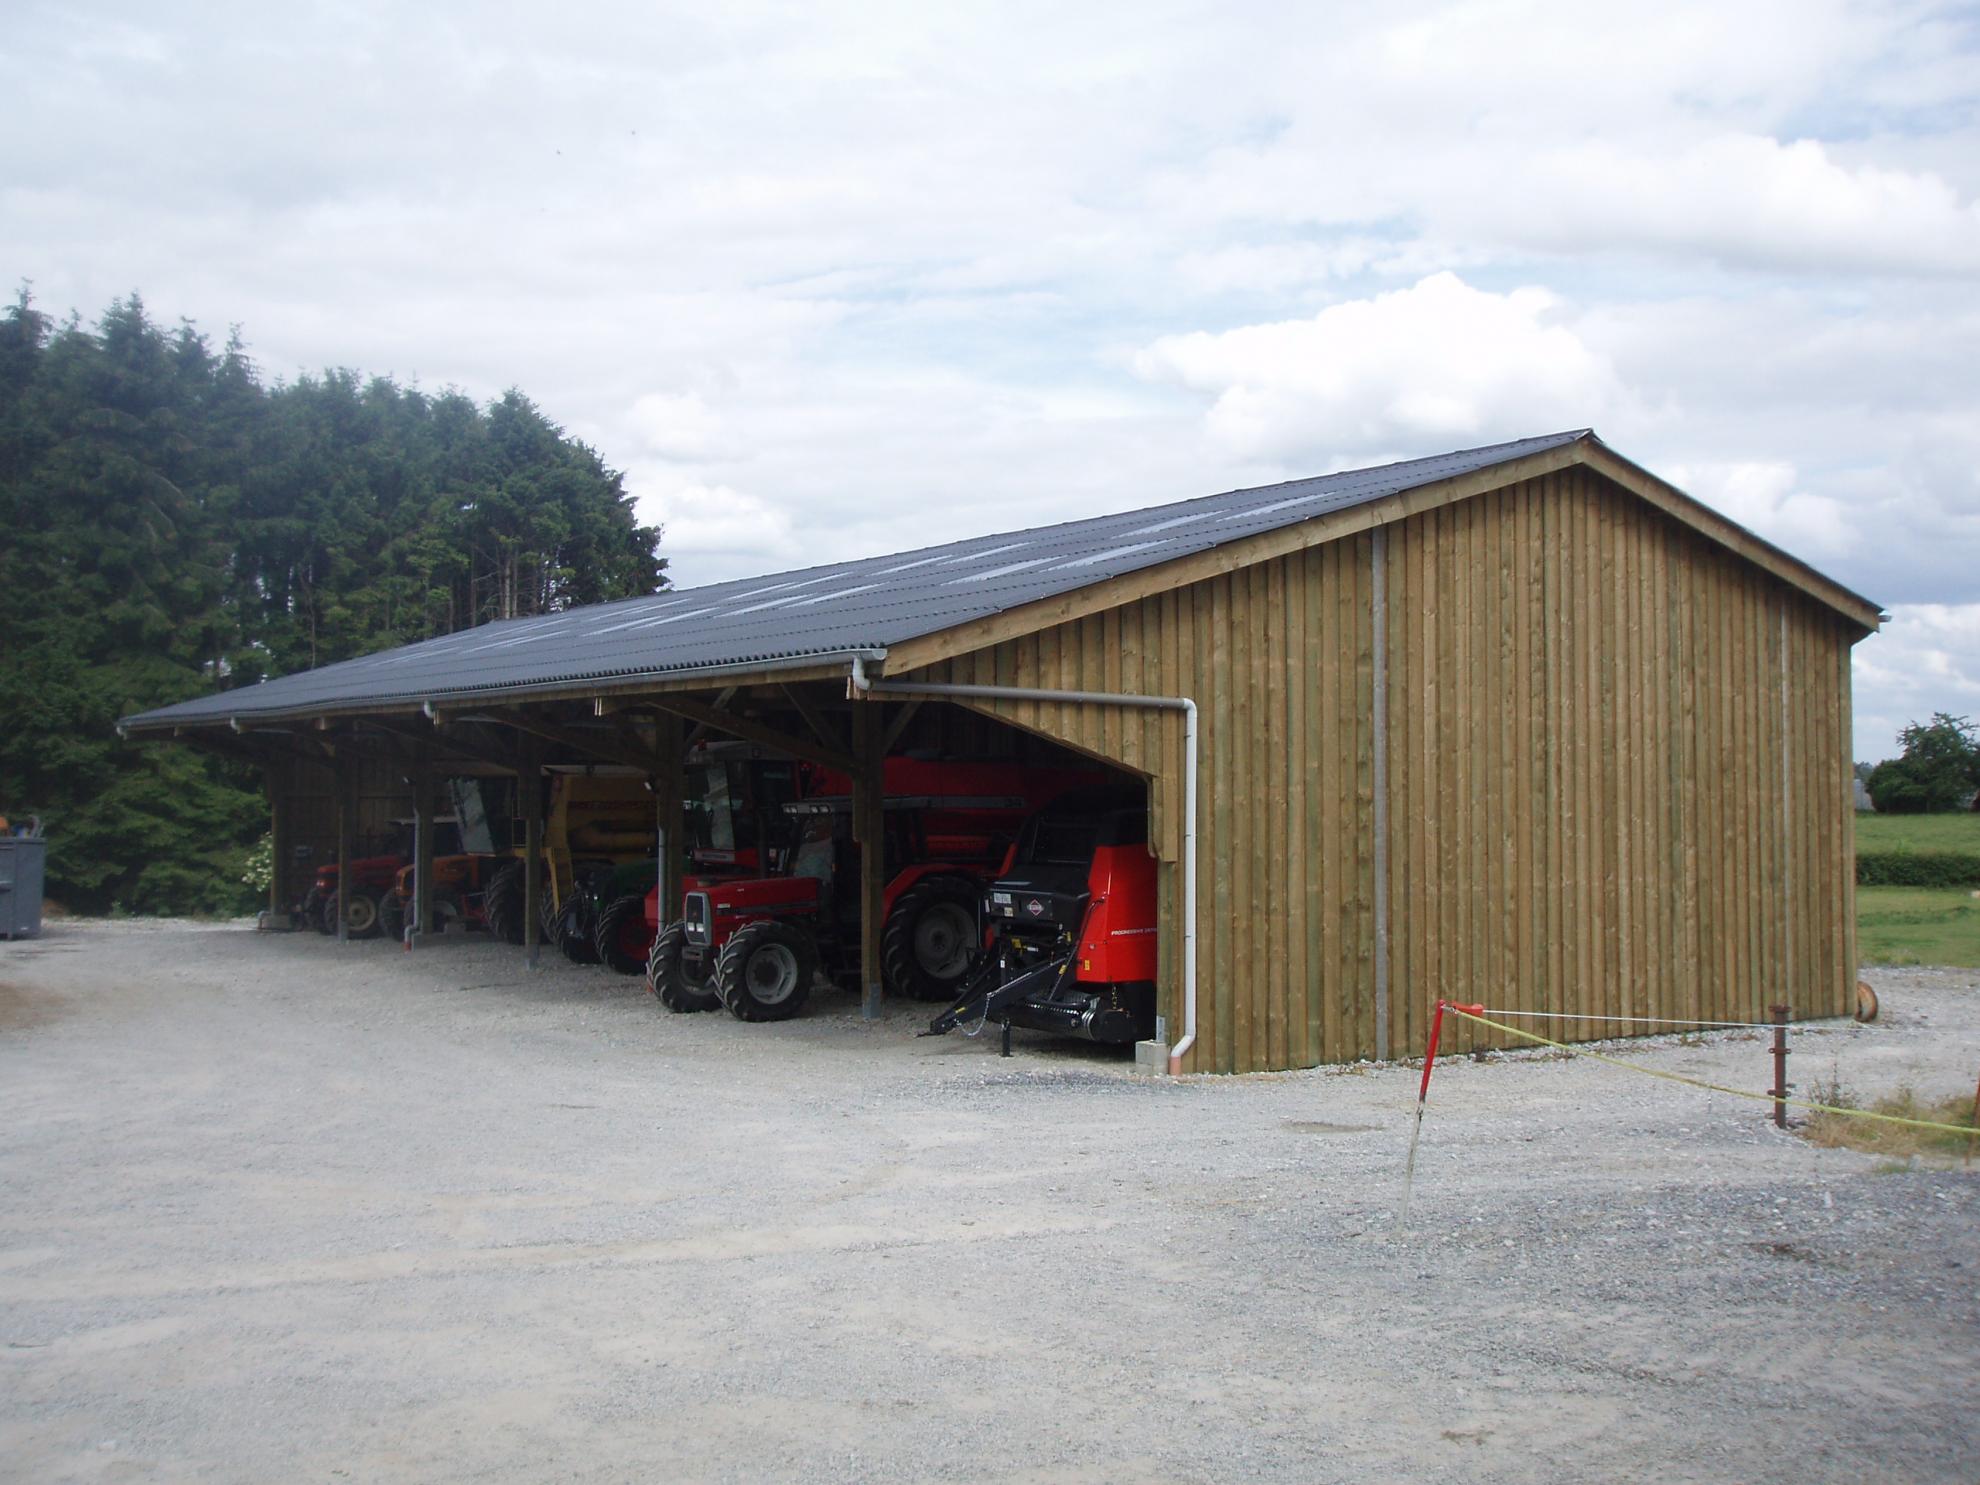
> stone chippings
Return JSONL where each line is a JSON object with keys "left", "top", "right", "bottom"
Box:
{"left": 1, "top": 923, "right": 1974, "bottom": 1484}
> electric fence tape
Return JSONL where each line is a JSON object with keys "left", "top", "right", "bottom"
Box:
{"left": 1446, "top": 1006, "right": 1980, "bottom": 1138}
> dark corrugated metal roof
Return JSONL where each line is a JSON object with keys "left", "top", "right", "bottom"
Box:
{"left": 125, "top": 430, "right": 1590, "bottom": 729}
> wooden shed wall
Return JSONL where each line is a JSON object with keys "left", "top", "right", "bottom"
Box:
{"left": 1381, "top": 469, "right": 1855, "bottom": 1060}
{"left": 268, "top": 752, "right": 418, "bottom": 909}
{"left": 916, "top": 464, "right": 1858, "bottom": 1074}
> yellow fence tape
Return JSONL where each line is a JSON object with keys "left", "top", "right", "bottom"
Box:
{"left": 1444, "top": 1006, "right": 1978, "bottom": 1141}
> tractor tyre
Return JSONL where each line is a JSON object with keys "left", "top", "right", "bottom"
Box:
{"left": 881, "top": 874, "right": 981, "bottom": 1002}
{"left": 555, "top": 894, "right": 599, "bottom": 964}
{"left": 593, "top": 894, "right": 653, "bottom": 975}
{"left": 333, "top": 888, "right": 381, "bottom": 940}
{"left": 649, "top": 922, "right": 721, "bottom": 1013}
{"left": 302, "top": 887, "right": 331, "bottom": 935}
{"left": 714, "top": 919, "right": 819, "bottom": 1023}
{"left": 482, "top": 861, "right": 526, "bottom": 945}
{"left": 538, "top": 879, "right": 560, "bottom": 942}
{"left": 378, "top": 890, "right": 406, "bottom": 943}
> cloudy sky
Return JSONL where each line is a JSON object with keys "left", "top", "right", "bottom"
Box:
{"left": 8, "top": 1, "right": 1977, "bottom": 759}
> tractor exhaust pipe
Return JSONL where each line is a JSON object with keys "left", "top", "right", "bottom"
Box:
{"left": 849, "top": 653, "right": 1199, "bottom": 1074}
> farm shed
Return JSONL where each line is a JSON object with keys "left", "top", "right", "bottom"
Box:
{"left": 123, "top": 430, "right": 1882, "bottom": 1074}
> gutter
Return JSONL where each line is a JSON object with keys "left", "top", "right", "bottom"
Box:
{"left": 119, "top": 649, "right": 897, "bottom": 735}
{"left": 848, "top": 653, "right": 1200, "bottom": 1075}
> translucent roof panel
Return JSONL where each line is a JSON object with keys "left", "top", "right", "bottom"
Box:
{"left": 126, "top": 431, "right": 1590, "bottom": 728}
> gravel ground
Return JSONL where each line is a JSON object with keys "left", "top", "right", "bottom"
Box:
{"left": 1, "top": 920, "right": 1975, "bottom": 1485}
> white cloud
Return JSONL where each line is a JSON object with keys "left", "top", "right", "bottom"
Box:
{"left": 4, "top": 0, "right": 1976, "bottom": 676}
{"left": 1853, "top": 604, "right": 1980, "bottom": 761}
{"left": 1665, "top": 460, "right": 1854, "bottom": 559}
{"left": 626, "top": 392, "right": 739, "bottom": 462}
{"left": 1474, "top": 133, "right": 1980, "bottom": 276}
{"left": 633, "top": 480, "right": 801, "bottom": 569}
{"left": 1133, "top": 272, "right": 1624, "bottom": 461}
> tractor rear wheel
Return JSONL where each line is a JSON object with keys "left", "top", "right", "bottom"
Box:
{"left": 881, "top": 875, "right": 981, "bottom": 1001}
{"left": 378, "top": 890, "right": 406, "bottom": 943}
{"left": 715, "top": 919, "right": 819, "bottom": 1022}
{"left": 302, "top": 888, "right": 330, "bottom": 934}
{"left": 482, "top": 861, "right": 526, "bottom": 945}
{"left": 649, "top": 922, "right": 722, "bottom": 1012}
{"left": 334, "top": 889, "right": 381, "bottom": 939}
{"left": 593, "top": 894, "right": 653, "bottom": 975}
{"left": 555, "top": 894, "right": 599, "bottom": 964}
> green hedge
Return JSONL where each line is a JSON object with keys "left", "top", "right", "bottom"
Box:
{"left": 1857, "top": 852, "right": 1980, "bottom": 888}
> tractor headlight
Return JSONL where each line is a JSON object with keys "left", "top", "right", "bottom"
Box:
{"left": 683, "top": 891, "right": 711, "bottom": 946}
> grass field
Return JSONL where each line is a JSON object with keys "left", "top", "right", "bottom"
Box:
{"left": 1857, "top": 886, "right": 1980, "bottom": 968}
{"left": 1854, "top": 811, "right": 1980, "bottom": 853}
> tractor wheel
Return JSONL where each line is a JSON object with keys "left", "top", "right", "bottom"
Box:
{"left": 335, "top": 888, "right": 381, "bottom": 939}
{"left": 714, "top": 919, "right": 819, "bottom": 1022}
{"left": 593, "top": 894, "right": 654, "bottom": 975}
{"left": 649, "top": 922, "right": 721, "bottom": 1013}
{"left": 378, "top": 890, "right": 406, "bottom": 943}
{"left": 555, "top": 894, "right": 599, "bottom": 964}
{"left": 482, "top": 861, "right": 526, "bottom": 945}
{"left": 881, "top": 874, "right": 981, "bottom": 1002}
{"left": 538, "top": 880, "right": 560, "bottom": 941}
{"left": 302, "top": 888, "right": 330, "bottom": 935}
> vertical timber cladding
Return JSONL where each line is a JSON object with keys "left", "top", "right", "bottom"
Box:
{"left": 908, "top": 535, "right": 1382, "bottom": 1075}
{"left": 912, "top": 462, "right": 1859, "bottom": 1074}
{"left": 1381, "top": 467, "right": 1857, "bottom": 1059}
{"left": 274, "top": 751, "right": 417, "bottom": 905}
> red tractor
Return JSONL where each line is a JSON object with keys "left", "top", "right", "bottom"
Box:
{"left": 646, "top": 758, "right": 1101, "bottom": 1022}
{"left": 300, "top": 818, "right": 465, "bottom": 938}
{"left": 923, "top": 786, "right": 1159, "bottom": 1047}
{"left": 588, "top": 743, "right": 804, "bottom": 973}
{"left": 377, "top": 847, "right": 511, "bottom": 941}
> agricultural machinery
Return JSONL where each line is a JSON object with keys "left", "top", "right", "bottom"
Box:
{"left": 645, "top": 758, "right": 1104, "bottom": 1022}
{"left": 300, "top": 817, "right": 468, "bottom": 938}
{"left": 574, "top": 743, "right": 802, "bottom": 972}
{"left": 924, "top": 786, "right": 1159, "bottom": 1047}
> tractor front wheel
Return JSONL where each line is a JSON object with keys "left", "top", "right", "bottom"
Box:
{"left": 593, "top": 894, "right": 654, "bottom": 975}
{"left": 555, "top": 894, "right": 599, "bottom": 964}
{"left": 378, "top": 890, "right": 406, "bottom": 942}
{"left": 649, "top": 922, "right": 721, "bottom": 1012}
{"left": 881, "top": 875, "right": 981, "bottom": 1002}
{"left": 335, "top": 889, "right": 380, "bottom": 939}
{"left": 715, "top": 920, "right": 819, "bottom": 1022}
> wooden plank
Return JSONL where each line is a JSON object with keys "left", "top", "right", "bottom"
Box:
{"left": 1299, "top": 545, "right": 1323, "bottom": 1064}
{"left": 1275, "top": 558, "right": 1290, "bottom": 1069}
{"left": 1357, "top": 533, "right": 1379, "bottom": 1058}
{"left": 1207, "top": 575, "right": 1232, "bottom": 1070}
{"left": 638, "top": 695, "right": 855, "bottom": 774}
{"left": 1829, "top": 629, "right": 1845, "bottom": 1013}
{"left": 1230, "top": 567, "right": 1256, "bottom": 1071}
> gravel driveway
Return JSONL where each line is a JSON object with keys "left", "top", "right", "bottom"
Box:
{"left": 2, "top": 920, "right": 1975, "bottom": 1484}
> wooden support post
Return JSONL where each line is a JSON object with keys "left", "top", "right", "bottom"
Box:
{"left": 522, "top": 742, "right": 543, "bottom": 969}
{"left": 266, "top": 760, "right": 287, "bottom": 929}
{"left": 335, "top": 754, "right": 354, "bottom": 944}
{"left": 412, "top": 761, "right": 435, "bottom": 946}
{"left": 851, "top": 701, "right": 887, "bottom": 1021}
{"left": 655, "top": 712, "right": 685, "bottom": 925}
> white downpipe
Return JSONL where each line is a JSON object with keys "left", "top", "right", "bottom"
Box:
{"left": 848, "top": 654, "right": 1200, "bottom": 1074}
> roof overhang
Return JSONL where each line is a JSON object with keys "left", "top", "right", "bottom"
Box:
{"left": 880, "top": 434, "right": 1882, "bottom": 675}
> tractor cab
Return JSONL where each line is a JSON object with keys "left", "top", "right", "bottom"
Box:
{"left": 928, "top": 785, "right": 1159, "bottom": 1047}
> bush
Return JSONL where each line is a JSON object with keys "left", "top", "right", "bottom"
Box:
{"left": 1865, "top": 713, "right": 1980, "bottom": 814}
{"left": 1856, "top": 852, "right": 1980, "bottom": 888}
